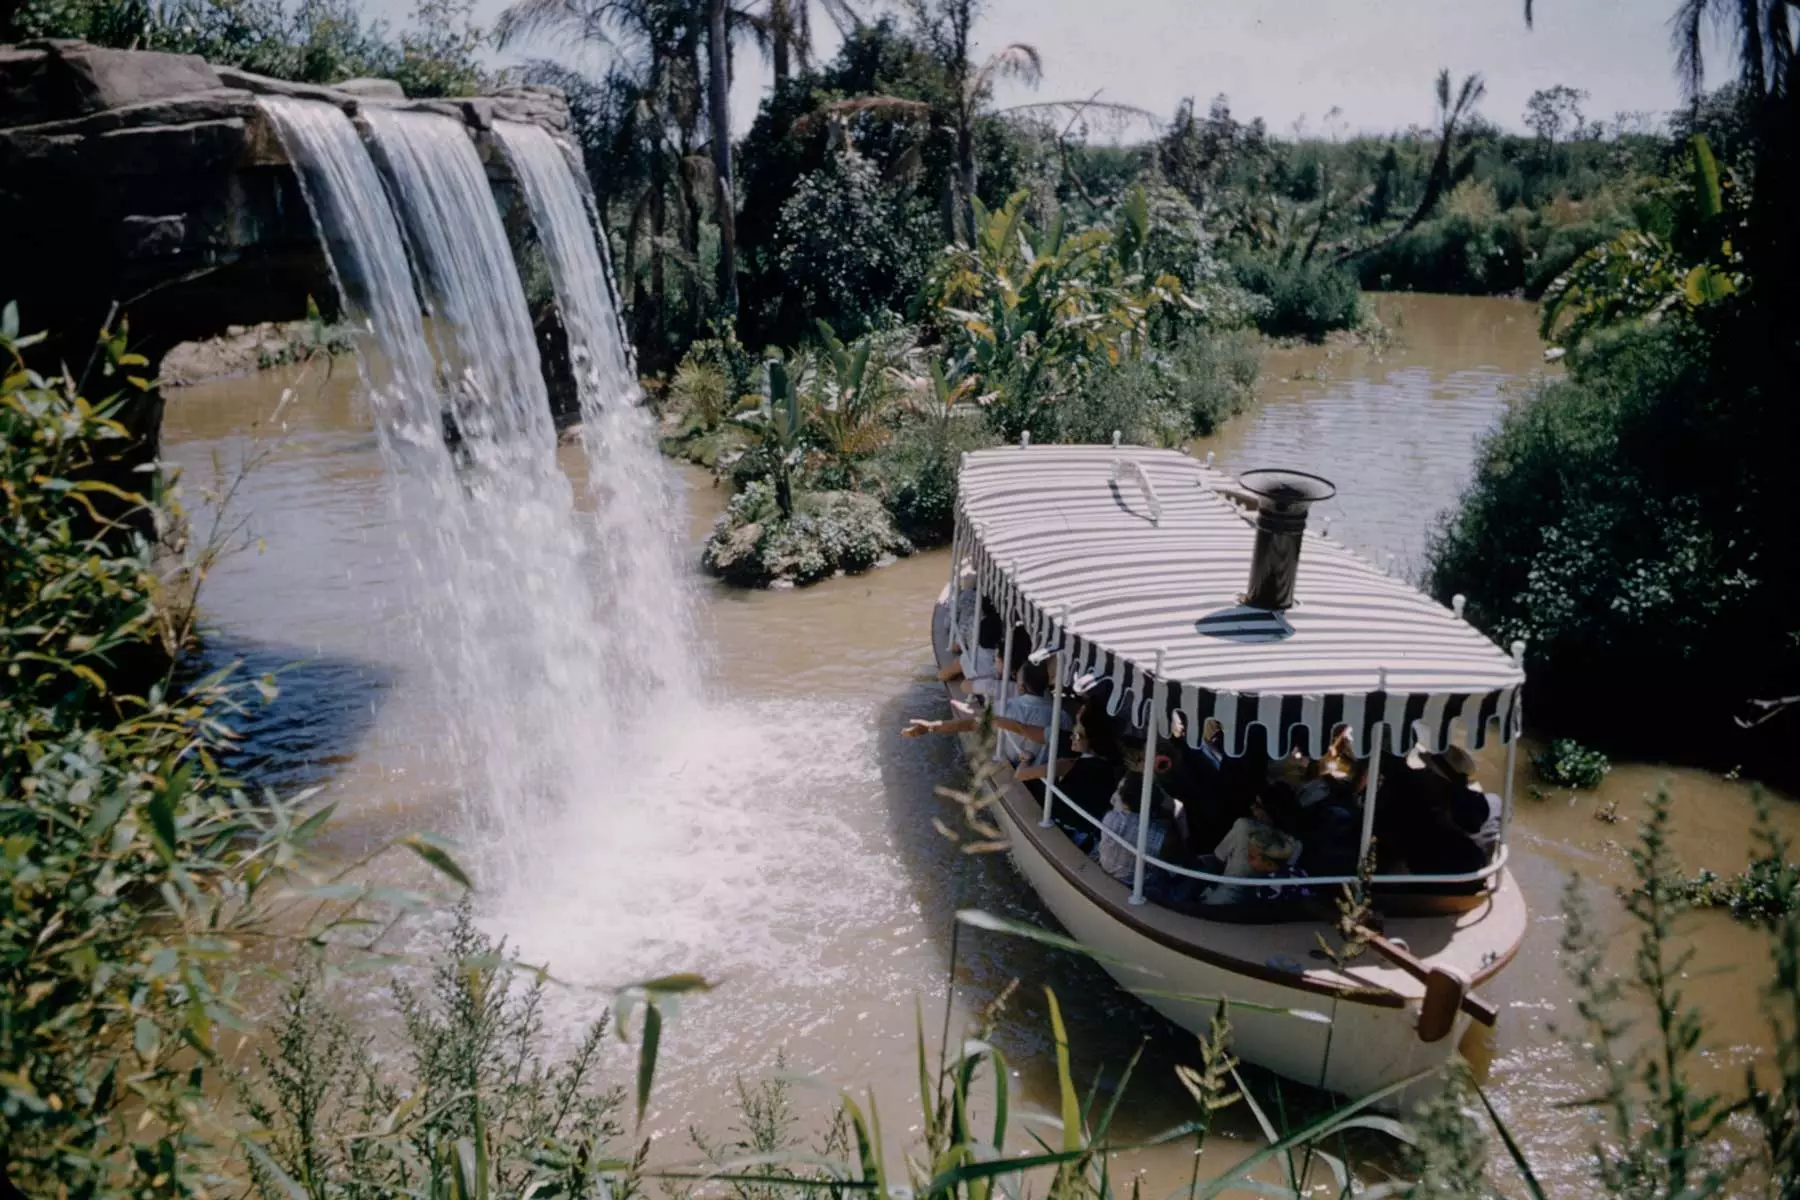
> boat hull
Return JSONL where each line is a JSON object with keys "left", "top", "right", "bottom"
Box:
{"left": 988, "top": 797, "right": 1473, "bottom": 1106}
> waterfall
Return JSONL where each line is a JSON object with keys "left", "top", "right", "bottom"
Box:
{"left": 262, "top": 97, "right": 615, "bottom": 867}
{"left": 491, "top": 120, "right": 699, "bottom": 703}
{"left": 257, "top": 97, "right": 448, "bottom": 465}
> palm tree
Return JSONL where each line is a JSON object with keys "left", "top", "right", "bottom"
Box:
{"left": 1336, "top": 68, "right": 1485, "bottom": 264}
{"left": 707, "top": 0, "right": 738, "bottom": 315}
{"left": 497, "top": 0, "right": 711, "bottom": 360}
{"left": 905, "top": 0, "right": 1041, "bottom": 244}
{"left": 740, "top": 0, "right": 863, "bottom": 88}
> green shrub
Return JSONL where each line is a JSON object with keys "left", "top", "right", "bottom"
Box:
{"left": 1674, "top": 855, "right": 1800, "bottom": 924}
{"left": 240, "top": 897, "right": 623, "bottom": 1199}
{"left": 1054, "top": 326, "right": 1261, "bottom": 446}
{"left": 702, "top": 481, "right": 913, "bottom": 587}
{"left": 2, "top": 311, "right": 466, "bottom": 1196}
{"left": 1231, "top": 255, "right": 1361, "bottom": 341}
{"left": 1427, "top": 321, "right": 1784, "bottom": 726}
{"left": 1532, "top": 738, "right": 1612, "bottom": 789}
{"left": 1353, "top": 210, "right": 1534, "bottom": 295}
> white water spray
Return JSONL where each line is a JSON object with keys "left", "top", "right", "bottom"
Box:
{"left": 263, "top": 98, "right": 619, "bottom": 871}
{"left": 492, "top": 120, "right": 700, "bottom": 703}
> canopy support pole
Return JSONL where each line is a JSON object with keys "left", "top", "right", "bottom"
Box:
{"left": 1130, "top": 649, "right": 1166, "bottom": 906}
{"left": 1039, "top": 612, "right": 1067, "bottom": 828}
{"left": 1357, "top": 724, "right": 1383, "bottom": 867}
{"left": 1501, "top": 641, "right": 1526, "bottom": 852}
{"left": 992, "top": 561, "right": 1018, "bottom": 763}
{"left": 946, "top": 523, "right": 961, "bottom": 651}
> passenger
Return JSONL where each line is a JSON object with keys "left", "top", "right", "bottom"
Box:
{"left": 1384, "top": 743, "right": 1488, "bottom": 883}
{"left": 903, "top": 654, "right": 1067, "bottom": 767}
{"left": 1157, "top": 711, "right": 1230, "bottom": 852}
{"left": 1428, "top": 744, "right": 1504, "bottom": 856}
{"left": 1017, "top": 699, "right": 1124, "bottom": 850}
{"left": 1199, "top": 789, "right": 1304, "bottom": 907}
{"left": 1294, "top": 749, "right": 1363, "bottom": 879}
{"left": 950, "top": 587, "right": 981, "bottom": 655}
{"left": 1094, "top": 759, "right": 1179, "bottom": 886}
{"left": 1202, "top": 822, "right": 1302, "bottom": 907}
{"left": 938, "top": 607, "right": 1002, "bottom": 692}
{"left": 960, "top": 625, "right": 1033, "bottom": 711}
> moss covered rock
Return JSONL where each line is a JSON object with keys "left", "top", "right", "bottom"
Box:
{"left": 703, "top": 481, "right": 913, "bottom": 588}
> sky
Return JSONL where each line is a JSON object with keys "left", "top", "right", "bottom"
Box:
{"left": 419, "top": 0, "right": 1730, "bottom": 140}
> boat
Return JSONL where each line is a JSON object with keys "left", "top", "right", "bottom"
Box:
{"left": 930, "top": 441, "right": 1528, "bottom": 1103}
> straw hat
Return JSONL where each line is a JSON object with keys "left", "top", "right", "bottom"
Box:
{"left": 1428, "top": 743, "right": 1479, "bottom": 783}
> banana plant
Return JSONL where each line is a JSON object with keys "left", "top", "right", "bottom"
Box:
{"left": 924, "top": 187, "right": 1200, "bottom": 441}
{"left": 1539, "top": 134, "right": 1744, "bottom": 348}
{"left": 811, "top": 320, "right": 893, "bottom": 479}
{"left": 734, "top": 356, "right": 809, "bottom": 520}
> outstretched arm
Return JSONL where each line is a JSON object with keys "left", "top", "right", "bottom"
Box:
{"left": 902, "top": 716, "right": 978, "bottom": 738}
{"left": 1015, "top": 756, "right": 1076, "bottom": 783}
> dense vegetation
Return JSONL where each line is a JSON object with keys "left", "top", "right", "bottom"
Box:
{"left": 11, "top": 0, "right": 1688, "bottom": 592}
{"left": 1427, "top": 8, "right": 1798, "bottom": 777}
{"left": 8, "top": 363, "right": 1800, "bottom": 1192}
{"left": 1, "top": 0, "right": 488, "bottom": 97}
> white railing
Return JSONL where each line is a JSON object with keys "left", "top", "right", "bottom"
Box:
{"left": 1029, "top": 639, "right": 1514, "bottom": 907}
{"left": 1038, "top": 777, "right": 1511, "bottom": 897}
{"left": 949, "top": 560, "right": 1516, "bottom": 912}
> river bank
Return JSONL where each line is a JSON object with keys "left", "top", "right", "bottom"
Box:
{"left": 158, "top": 291, "right": 1792, "bottom": 1193}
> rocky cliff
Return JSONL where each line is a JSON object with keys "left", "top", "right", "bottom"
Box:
{"left": 0, "top": 40, "right": 581, "bottom": 407}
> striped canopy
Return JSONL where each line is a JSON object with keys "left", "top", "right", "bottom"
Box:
{"left": 953, "top": 445, "right": 1524, "bottom": 759}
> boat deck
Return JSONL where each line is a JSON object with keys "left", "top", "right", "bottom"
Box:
{"left": 931, "top": 596, "right": 1528, "bottom": 1008}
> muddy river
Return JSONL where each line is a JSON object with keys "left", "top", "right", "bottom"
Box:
{"left": 162, "top": 293, "right": 1791, "bottom": 1194}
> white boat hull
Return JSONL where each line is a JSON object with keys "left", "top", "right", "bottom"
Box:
{"left": 991, "top": 800, "right": 1473, "bottom": 1105}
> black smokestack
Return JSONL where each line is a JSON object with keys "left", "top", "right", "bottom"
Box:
{"left": 1239, "top": 469, "right": 1337, "bottom": 611}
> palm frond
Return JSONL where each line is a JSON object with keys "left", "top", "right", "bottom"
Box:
{"left": 816, "top": 0, "right": 862, "bottom": 36}
{"left": 970, "top": 43, "right": 1042, "bottom": 97}
{"left": 1769, "top": 0, "right": 1794, "bottom": 97}
{"left": 793, "top": 93, "right": 931, "bottom": 134}
{"left": 1670, "top": 0, "right": 1722, "bottom": 100}
{"left": 494, "top": 0, "right": 612, "bottom": 50}
{"left": 996, "top": 98, "right": 1156, "bottom": 135}
{"left": 1454, "top": 72, "right": 1487, "bottom": 121}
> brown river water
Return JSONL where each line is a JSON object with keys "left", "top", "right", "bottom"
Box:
{"left": 162, "top": 294, "right": 1793, "bottom": 1195}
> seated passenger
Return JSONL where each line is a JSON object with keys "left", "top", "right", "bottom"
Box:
{"left": 1156, "top": 711, "right": 1230, "bottom": 851}
{"left": 1199, "top": 790, "right": 1305, "bottom": 906}
{"left": 1428, "top": 743, "right": 1504, "bottom": 855}
{"left": 1094, "top": 764, "right": 1178, "bottom": 886}
{"left": 1203, "top": 822, "right": 1302, "bottom": 907}
{"left": 960, "top": 626, "right": 1032, "bottom": 711}
{"left": 939, "top": 607, "right": 1002, "bottom": 690}
{"left": 903, "top": 655, "right": 1068, "bottom": 768}
{"left": 1294, "top": 750, "right": 1363, "bottom": 879}
{"left": 1017, "top": 699, "right": 1124, "bottom": 849}
{"left": 1382, "top": 744, "right": 1490, "bottom": 886}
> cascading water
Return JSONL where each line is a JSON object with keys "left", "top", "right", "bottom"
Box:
{"left": 491, "top": 120, "right": 698, "bottom": 703}
{"left": 262, "top": 97, "right": 614, "bottom": 869}
{"left": 263, "top": 96, "right": 871, "bottom": 1020}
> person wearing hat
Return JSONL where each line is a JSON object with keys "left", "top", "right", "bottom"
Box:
{"left": 1427, "top": 743, "right": 1504, "bottom": 855}
{"left": 1382, "top": 740, "right": 1491, "bottom": 886}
